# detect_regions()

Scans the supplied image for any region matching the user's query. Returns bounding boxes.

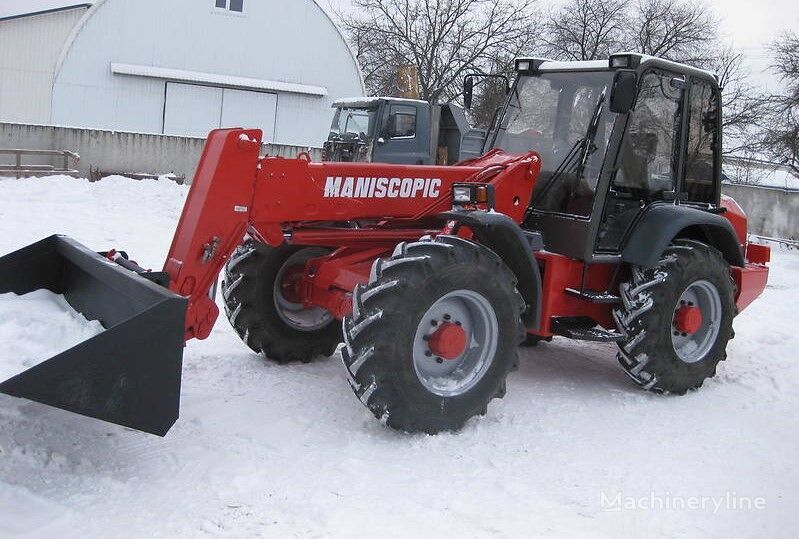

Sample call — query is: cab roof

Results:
[515,53,719,85]
[332,97,427,108]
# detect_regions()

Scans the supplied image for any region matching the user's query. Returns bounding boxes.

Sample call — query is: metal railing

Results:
[0,148,80,178]
[751,234,799,249]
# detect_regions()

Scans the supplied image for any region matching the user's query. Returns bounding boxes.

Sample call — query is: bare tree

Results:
[759,32,799,174]
[339,0,535,103]
[469,58,515,129]
[629,0,716,63]
[541,0,629,61]
[541,0,761,155]
[708,47,767,156]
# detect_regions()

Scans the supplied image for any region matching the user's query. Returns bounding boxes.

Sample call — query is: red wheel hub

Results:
[428,322,468,360]
[674,305,703,334]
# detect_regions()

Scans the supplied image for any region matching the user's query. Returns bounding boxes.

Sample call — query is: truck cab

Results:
[323,97,485,165]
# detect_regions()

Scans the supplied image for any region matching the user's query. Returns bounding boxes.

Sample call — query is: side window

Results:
[683,81,719,202]
[613,71,684,198]
[215,0,244,12]
[387,105,417,138]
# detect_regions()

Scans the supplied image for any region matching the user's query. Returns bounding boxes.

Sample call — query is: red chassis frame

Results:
[162,129,769,342]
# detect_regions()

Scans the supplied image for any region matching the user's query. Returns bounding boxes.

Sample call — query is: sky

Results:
[319,0,798,91]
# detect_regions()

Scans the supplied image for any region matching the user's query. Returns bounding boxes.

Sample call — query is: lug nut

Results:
[455,321,462,326]
[444,314,451,321]
[436,357,444,364]
[425,350,432,357]
[431,320,438,326]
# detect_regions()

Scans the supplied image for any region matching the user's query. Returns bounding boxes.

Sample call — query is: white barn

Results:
[0,0,364,146]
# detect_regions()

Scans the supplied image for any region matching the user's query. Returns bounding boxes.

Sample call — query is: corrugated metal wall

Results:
[0,8,87,123]
[48,0,364,146]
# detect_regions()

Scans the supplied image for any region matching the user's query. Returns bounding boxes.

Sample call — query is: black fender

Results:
[622,204,745,268]
[440,210,543,330]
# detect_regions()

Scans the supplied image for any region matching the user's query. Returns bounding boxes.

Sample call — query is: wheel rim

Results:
[671,280,722,364]
[273,248,334,331]
[412,290,499,397]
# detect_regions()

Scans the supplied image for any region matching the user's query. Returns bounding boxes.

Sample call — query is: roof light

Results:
[516,60,532,72]
[609,55,632,69]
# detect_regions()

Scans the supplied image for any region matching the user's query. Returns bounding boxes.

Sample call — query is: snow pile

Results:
[0,290,104,380]
[0,175,797,537]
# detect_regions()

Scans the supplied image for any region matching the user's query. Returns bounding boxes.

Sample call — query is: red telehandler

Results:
[0,54,771,436]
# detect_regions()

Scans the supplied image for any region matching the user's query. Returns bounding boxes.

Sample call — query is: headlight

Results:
[453,186,472,203]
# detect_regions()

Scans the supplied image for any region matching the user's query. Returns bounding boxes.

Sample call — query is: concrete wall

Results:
[723,183,799,240]
[0,122,321,181]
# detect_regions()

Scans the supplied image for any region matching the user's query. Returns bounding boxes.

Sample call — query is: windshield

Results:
[492,71,617,217]
[330,107,377,138]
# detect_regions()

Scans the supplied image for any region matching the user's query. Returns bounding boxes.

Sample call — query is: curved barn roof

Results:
[0,1,92,21]
[47,0,363,94]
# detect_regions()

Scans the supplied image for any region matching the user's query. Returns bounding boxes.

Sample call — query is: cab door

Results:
[373,103,432,164]
[523,77,617,261]
[595,69,687,253]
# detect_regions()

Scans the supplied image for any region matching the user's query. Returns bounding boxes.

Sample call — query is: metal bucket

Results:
[0,236,187,436]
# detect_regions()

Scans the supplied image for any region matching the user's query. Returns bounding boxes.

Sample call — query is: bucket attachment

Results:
[0,236,187,436]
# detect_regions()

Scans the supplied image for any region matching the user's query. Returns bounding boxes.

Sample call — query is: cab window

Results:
[612,71,684,198]
[387,105,417,138]
[683,80,719,203]
[597,70,685,252]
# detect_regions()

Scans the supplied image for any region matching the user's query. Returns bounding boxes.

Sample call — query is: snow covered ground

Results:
[0,291,104,381]
[0,175,797,538]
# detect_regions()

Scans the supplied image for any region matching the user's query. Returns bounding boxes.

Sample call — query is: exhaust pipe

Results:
[0,235,187,436]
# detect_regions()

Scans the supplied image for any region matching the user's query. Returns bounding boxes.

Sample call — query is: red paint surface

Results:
[428,323,468,360]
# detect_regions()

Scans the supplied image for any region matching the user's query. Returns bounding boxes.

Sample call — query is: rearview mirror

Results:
[610,70,638,114]
[463,76,474,109]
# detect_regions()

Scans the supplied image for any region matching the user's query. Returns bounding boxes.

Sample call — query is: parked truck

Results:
[323,97,486,165]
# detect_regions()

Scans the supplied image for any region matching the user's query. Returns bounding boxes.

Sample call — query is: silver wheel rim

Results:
[273,248,334,331]
[412,290,499,397]
[671,280,722,364]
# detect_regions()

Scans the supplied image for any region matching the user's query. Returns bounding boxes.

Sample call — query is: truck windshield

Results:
[330,107,377,138]
[491,71,617,217]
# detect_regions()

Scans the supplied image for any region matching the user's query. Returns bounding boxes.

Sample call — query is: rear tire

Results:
[222,240,341,364]
[343,236,526,433]
[614,239,735,394]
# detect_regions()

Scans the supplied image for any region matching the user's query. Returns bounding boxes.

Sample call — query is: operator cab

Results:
[475,53,722,262]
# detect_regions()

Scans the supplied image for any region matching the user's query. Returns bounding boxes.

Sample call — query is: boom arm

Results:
[163,129,540,342]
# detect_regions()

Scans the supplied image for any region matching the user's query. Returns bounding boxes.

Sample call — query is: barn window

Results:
[215,0,244,12]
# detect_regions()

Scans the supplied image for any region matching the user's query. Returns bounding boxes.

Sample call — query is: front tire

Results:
[614,239,736,394]
[222,240,341,364]
[343,236,525,433]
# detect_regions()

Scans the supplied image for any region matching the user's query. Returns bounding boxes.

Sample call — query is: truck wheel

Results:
[343,236,526,433]
[614,239,735,394]
[222,240,341,364]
